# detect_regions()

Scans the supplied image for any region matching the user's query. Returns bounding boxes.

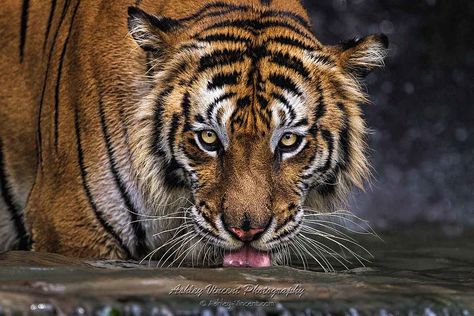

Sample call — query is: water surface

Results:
[0,227,472,315]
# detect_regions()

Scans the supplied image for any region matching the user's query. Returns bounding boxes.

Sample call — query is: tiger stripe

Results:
[54,0,81,149]
[19,0,30,63]
[74,107,132,258]
[97,95,148,257]
[37,0,72,170]
[43,0,58,53]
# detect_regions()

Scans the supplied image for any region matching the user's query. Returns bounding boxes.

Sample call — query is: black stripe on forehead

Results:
[309,53,335,67]
[208,71,240,90]
[246,45,267,87]
[197,33,252,44]
[294,118,309,127]
[257,95,269,109]
[266,35,318,51]
[237,96,252,108]
[198,33,319,54]
[268,73,303,97]
[198,49,246,72]
[269,51,310,78]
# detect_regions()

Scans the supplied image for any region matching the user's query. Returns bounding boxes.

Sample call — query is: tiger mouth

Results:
[223,245,271,268]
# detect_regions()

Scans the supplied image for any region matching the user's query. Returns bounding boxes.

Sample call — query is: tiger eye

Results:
[280,133,298,147]
[200,130,218,145]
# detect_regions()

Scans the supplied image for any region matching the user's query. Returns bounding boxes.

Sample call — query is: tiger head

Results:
[127,3,388,267]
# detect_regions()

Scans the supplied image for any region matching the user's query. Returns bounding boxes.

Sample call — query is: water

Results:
[0,227,472,315]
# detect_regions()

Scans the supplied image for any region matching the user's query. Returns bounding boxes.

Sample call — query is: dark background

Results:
[302,0,474,231]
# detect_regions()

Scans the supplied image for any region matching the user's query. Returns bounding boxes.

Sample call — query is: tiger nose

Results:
[228,226,265,242]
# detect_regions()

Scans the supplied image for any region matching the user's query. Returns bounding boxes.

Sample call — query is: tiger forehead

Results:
[182,15,327,135]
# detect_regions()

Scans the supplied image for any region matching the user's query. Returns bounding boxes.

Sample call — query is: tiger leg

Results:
[24,170,129,259]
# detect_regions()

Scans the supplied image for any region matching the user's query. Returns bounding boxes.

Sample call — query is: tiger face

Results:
[128,3,387,267]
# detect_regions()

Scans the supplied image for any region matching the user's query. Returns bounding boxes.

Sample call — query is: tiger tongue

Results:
[223,246,271,268]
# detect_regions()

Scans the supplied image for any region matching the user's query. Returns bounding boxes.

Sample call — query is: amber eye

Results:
[279,133,299,148]
[198,130,220,152]
[200,130,217,145]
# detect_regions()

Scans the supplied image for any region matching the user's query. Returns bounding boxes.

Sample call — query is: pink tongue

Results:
[223,246,271,268]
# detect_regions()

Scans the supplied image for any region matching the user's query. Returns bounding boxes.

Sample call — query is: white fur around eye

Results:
[281,138,307,160]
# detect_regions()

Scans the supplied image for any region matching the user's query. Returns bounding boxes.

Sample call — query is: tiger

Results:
[0,0,388,268]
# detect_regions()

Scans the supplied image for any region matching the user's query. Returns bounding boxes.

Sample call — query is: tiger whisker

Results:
[143,231,192,267]
[155,231,195,266]
[274,244,285,266]
[194,236,209,267]
[152,224,193,238]
[303,235,354,265]
[124,207,189,220]
[158,226,200,267]
[295,236,333,272]
[303,209,380,239]
[285,243,292,267]
[300,230,371,266]
[127,217,190,227]
[123,197,191,218]
[303,217,375,237]
[173,235,206,268]
[304,238,337,272]
[141,228,191,266]
[301,220,360,242]
[298,234,350,270]
[142,232,188,266]
[202,240,213,267]
[143,229,193,265]
[159,237,193,268]
[301,224,362,249]
[289,241,308,270]
[301,224,374,259]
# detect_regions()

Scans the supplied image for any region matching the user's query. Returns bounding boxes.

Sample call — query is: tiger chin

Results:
[0,0,387,268]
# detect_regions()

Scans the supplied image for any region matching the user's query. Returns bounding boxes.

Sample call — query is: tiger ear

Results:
[334,34,389,78]
[127,6,182,53]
